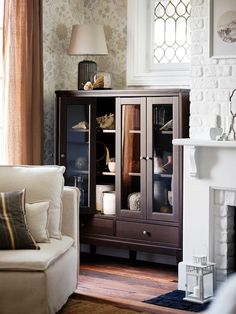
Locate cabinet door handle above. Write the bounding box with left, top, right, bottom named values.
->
left=146, top=157, right=153, bottom=160
left=140, top=156, right=146, bottom=160
left=60, top=154, right=65, bottom=158
left=143, top=230, right=148, bottom=235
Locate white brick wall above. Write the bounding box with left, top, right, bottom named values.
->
left=190, top=0, right=236, bottom=139
left=214, top=189, right=236, bottom=286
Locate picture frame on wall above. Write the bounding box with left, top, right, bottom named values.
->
left=209, top=0, right=236, bottom=58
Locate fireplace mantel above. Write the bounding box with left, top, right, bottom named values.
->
left=173, top=137, right=236, bottom=289
left=173, top=138, right=236, bottom=177
left=173, top=138, right=236, bottom=148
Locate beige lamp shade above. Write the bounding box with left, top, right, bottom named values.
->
left=68, top=24, right=108, bottom=56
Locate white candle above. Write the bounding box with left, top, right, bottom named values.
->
left=193, top=286, right=200, bottom=298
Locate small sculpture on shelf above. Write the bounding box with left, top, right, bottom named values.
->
left=154, top=154, right=173, bottom=174
left=127, top=192, right=141, bottom=211
left=96, top=113, right=115, bottom=130
left=108, top=158, right=116, bottom=173
left=217, top=88, right=236, bottom=141
left=72, top=121, right=89, bottom=129
left=159, top=119, right=173, bottom=131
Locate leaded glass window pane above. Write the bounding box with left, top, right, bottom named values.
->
left=153, top=0, right=191, bottom=64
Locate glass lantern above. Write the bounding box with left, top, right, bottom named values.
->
left=184, top=256, right=215, bottom=304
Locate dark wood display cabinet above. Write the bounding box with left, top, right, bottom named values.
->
left=55, top=89, right=189, bottom=264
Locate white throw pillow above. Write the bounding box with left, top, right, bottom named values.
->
left=25, top=201, right=50, bottom=243
left=0, top=165, right=65, bottom=239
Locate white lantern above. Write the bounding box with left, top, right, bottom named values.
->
left=184, top=256, right=215, bottom=304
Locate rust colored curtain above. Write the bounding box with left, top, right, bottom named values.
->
left=3, top=0, right=43, bottom=164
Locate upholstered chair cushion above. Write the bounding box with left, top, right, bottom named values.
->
left=0, top=165, right=65, bottom=239
left=25, top=201, right=50, bottom=242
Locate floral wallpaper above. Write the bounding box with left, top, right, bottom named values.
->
left=43, top=0, right=127, bottom=164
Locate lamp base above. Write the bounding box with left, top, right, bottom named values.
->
left=78, top=60, right=97, bottom=90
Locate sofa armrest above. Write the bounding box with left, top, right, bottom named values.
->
left=61, top=186, right=80, bottom=247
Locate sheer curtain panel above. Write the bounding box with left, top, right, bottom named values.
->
left=3, top=0, right=43, bottom=164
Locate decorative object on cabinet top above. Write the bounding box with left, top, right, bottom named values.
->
left=83, top=75, right=104, bottom=90
left=83, top=81, right=94, bottom=91
left=83, top=73, right=112, bottom=90
left=94, top=72, right=111, bottom=89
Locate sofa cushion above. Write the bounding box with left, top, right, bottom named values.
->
left=0, top=165, right=65, bottom=239
left=25, top=201, right=50, bottom=243
left=0, top=190, right=39, bottom=250
left=0, top=236, right=74, bottom=271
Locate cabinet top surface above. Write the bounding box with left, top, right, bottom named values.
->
left=55, top=89, right=189, bottom=98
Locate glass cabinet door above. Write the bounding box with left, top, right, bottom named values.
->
left=147, top=97, right=180, bottom=222
left=59, top=97, right=96, bottom=214
left=116, top=98, right=146, bottom=218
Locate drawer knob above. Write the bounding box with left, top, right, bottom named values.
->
left=143, top=230, right=148, bottom=235
left=60, top=154, right=65, bottom=158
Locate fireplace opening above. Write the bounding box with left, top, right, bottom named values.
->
left=234, top=206, right=236, bottom=272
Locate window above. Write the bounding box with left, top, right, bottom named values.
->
left=127, top=0, right=191, bottom=87
left=152, top=0, right=191, bottom=65
left=0, top=0, right=3, bottom=163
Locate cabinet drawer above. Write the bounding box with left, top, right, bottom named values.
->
left=116, top=221, right=179, bottom=246
left=82, top=218, right=114, bottom=236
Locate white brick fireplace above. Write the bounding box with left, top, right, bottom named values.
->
left=176, top=0, right=236, bottom=291
left=173, top=139, right=236, bottom=290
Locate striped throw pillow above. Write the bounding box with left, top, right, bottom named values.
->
left=0, top=190, right=39, bottom=250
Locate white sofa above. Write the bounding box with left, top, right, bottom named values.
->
left=0, top=166, right=80, bottom=314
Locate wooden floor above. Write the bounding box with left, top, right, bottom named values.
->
left=76, top=254, right=192, bottom=314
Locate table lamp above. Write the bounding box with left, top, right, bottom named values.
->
left=68, top=24, right=108, bottom=90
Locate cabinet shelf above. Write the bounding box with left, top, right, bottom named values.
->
left=129, top=130, right=141, bottom=134
left=154, top=173, right=172, bottom=178
left=100, top=171, right=115, bottom=176
left=68, top=141, right=88, bottom=144
left=101, top=129, right=116, bottom=133
left=71, top=170, right=89, bottom=175
left=128, top=172, right=141, bottom=176
left=70, top=129, right=89, bottom=133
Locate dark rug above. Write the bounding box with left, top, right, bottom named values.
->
left=144, top=290, right=211, bottom=312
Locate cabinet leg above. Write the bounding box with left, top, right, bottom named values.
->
left=129, top=250, right=137, bottom=266
left=90, top=245, right=96, bottom=257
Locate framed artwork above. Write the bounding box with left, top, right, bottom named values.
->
left=209, top=0, right=236, bottom=58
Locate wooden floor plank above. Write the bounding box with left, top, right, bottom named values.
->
left=76, top=292, right=192, bottom=314
left=77, top=254, right=192, bottom=314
